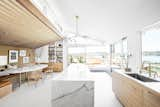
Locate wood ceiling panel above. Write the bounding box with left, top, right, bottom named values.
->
left=0, top=0, right=62, bottom=48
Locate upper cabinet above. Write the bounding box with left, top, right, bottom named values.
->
left=0, top=0, right=62, bottom=48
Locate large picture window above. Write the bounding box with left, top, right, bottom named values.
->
left=112, top=37, right=128, bottom=69
left=68, top=46, right=110, bottom=65
left=142, top=29, right=160, bottom=78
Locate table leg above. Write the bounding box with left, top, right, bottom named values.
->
left=19, top=73, right=21, bottom=87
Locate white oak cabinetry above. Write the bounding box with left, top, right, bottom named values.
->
left=112, top=71, right=160, bottom=107
left=0, top=81, right=12, bottom=98
left=143, top=89, right=160, bottom=107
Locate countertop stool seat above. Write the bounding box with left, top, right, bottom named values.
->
left=27, top=70, right=43, bottom=82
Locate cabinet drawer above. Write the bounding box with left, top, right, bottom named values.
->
left=123, top=79, right=143, bottom=107
left=0, top=83, right=12, bottom=98
left=127, top=79, right=143, bottom=97
left=144, top=90, right=160, bottom=107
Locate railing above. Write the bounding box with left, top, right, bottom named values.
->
left=142, top=62, right=160, bottom=78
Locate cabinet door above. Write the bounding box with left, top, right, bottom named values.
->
left=112, top=73, right=125, bottom=91
left=0, top=84, right=12, bottom=98
left=144, top=90, right=160, bottom=107
left=124, top=80, right=143, bottom=107
left=112, top=72, right=144, bottom=107
left=112, top=75, right=117, bottom=94
left=112, top=72, right=128, bottom=106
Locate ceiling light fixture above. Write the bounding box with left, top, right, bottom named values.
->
left=64, top=16, right=106, bottom=46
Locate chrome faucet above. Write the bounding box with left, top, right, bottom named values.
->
left=153, top=72, right=158, bottom=78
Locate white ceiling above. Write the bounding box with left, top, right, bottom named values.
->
left=40, top=0, right=160, bottom=44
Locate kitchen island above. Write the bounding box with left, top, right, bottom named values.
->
left=0, top=64, right=95, bottom=107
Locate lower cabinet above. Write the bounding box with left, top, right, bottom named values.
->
left=48, top=63, right=63, bottom=72
left=0, top=81, right=12, bottom=98
left=125, top=80, right=143, bottom=107
left=112, top=72, right=160, bottom=107
left=144, top=90, right=160, bottom=107
left=28, top=70, right=42, bottom=81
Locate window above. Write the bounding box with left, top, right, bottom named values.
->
left=86, top=46, right=110, bottom=65
left=142, top=29, right=160, bottom=78
left=112, top=42, right=122, bottom=67
left=112, top=37, right=128, bottom=69
left=68, top=47, right=86, bottom=63
left=67, top=35, right=110, bottom=65
left=68, top=46, right=110, bottom=65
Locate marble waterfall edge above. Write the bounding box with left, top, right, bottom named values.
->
left=51, top=80, right=94, bottom=107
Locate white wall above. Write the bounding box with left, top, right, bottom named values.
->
left=0, top=56, right=7, bottom=66
left=127, top=32, right=142, bottom=73
left=63, top=39, right=68, bottom=70
left=35, top=45, right=49, bottom=63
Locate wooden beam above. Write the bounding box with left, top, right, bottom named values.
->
left=16, top=0, right=62, bottom=39
left=0, top=0, right=62, bottom=48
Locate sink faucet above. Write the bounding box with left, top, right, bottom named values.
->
left=153, top=72, right=158, bottom=78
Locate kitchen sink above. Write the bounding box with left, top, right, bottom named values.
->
left=126, top=73, right=160, bottom=82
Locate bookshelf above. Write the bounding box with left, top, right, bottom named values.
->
left=48, top=41, right=63, bottom=72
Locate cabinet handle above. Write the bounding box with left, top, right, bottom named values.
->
left=130, top=85, right=136, bottom=90
left=147, top=91, right=160, bottom=100
left=148, top=91, right=157, bottom=97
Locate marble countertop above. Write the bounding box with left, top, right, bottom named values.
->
left=53, top=64, right=94, bottom=81
left=52, top=81, right=94, bottom=107
left=0, top=72, right=10, bottom=77
left=143, top=82, right=160, bottom=96
left=5, top=64, right=48, bottom=74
